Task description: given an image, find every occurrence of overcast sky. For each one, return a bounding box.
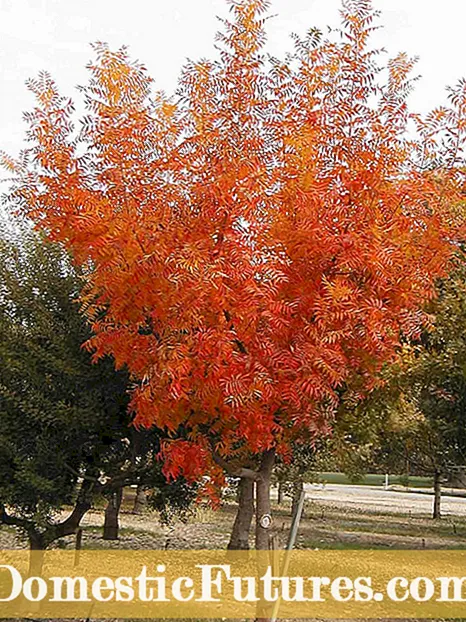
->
[1,0,465,158]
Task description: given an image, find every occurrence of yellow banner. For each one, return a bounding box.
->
[2,549,466,618]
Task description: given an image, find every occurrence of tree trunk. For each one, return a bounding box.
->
[433,470,441,519]
[103,487,123,540]
[28,531,46,576]
[228,477,255,550]
[255,449,275,551]
[254,451,276,622]
[291,478,304,520]
[1,477,93,577]
[277,481,284,505]
[132,484,147,515]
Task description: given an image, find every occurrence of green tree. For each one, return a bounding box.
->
[0,226,196,558]
[0,225,131,555]
[341,250,466,518]
[273,441,333,517]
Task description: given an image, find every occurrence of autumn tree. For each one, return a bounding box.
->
[3,0,466,549]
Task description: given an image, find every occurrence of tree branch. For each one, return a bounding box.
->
[0,503,35,533]
[211,451,261,480]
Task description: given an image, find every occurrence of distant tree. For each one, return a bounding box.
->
[342,250,466,518]
[273,440,333,517]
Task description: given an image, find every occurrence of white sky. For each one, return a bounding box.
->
[0,0,465,158]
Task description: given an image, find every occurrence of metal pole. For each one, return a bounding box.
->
[270,489,306,622]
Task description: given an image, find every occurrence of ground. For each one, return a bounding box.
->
[2,483,466,621]
[3,482,466,551]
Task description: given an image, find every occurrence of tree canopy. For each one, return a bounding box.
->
[2,0,465,530]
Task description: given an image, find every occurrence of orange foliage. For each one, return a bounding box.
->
[4,0,465,480]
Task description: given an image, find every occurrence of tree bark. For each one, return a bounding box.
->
[255,449,275,551]
[44,480,94,545]
[253,450,276,622]
[228,477,255,550]
[132,484,147,515]
[433,470,441,519]
[28,531,46,576]
[103,487,123,540]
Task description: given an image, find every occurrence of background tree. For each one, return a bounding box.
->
[0,224,131,556]
[0,226,195,557]
[3,0,465,549]
[339,249,466,518]
[273,440,333,518]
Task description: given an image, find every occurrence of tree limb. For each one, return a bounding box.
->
[211,451,261,480]
[0,503,35,532]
